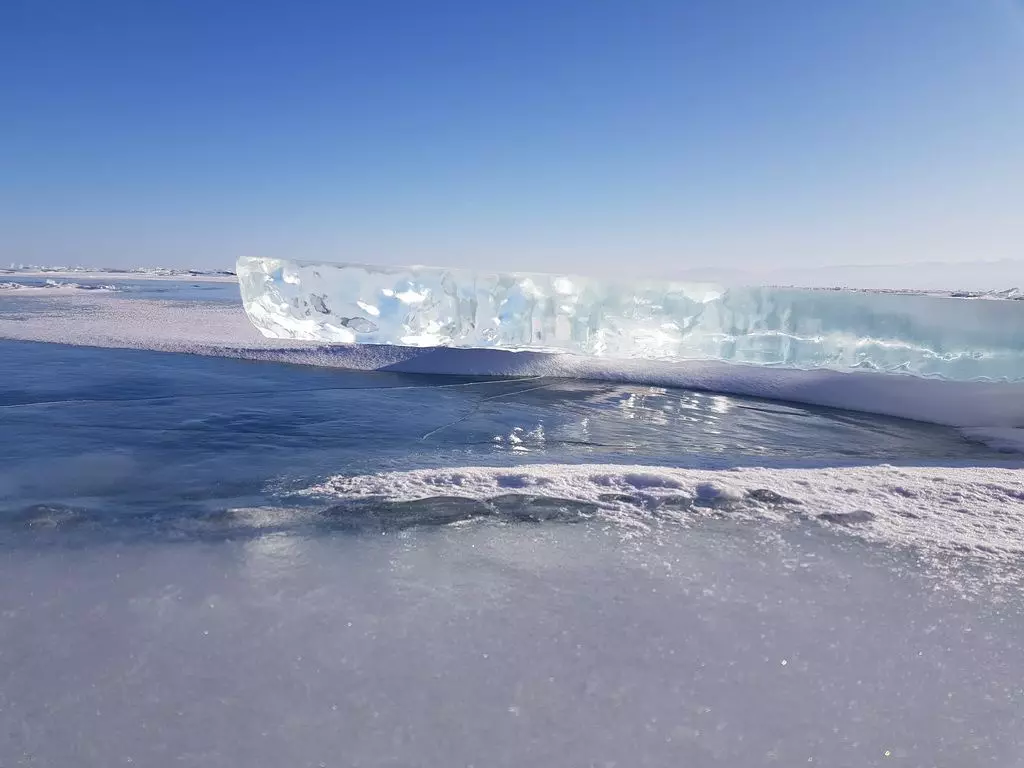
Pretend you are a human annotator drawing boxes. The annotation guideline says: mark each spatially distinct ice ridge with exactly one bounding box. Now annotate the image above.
[238,257,1024,382]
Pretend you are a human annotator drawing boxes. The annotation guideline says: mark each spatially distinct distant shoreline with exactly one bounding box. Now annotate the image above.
[3,268,1019,299]
[1,269,237,283]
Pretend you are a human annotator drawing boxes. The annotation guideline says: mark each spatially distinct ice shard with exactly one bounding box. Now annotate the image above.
[237,256,1024,381]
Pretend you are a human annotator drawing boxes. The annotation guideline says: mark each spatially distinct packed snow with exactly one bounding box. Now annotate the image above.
[0,279,120,294]
[304,463,1024,562]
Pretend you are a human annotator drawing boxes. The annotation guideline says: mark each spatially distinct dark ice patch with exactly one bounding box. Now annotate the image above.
[818,509,877,526]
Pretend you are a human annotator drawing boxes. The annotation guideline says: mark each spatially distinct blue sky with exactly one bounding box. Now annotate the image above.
[1,0,1022,274]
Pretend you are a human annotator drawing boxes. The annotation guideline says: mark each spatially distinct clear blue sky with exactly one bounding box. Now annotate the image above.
[1,0,1022,274]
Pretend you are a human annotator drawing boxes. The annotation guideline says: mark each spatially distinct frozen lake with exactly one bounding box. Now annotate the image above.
[1,280,1022,767]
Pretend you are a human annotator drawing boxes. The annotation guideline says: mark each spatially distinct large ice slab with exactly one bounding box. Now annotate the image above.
[238,257,1024,382]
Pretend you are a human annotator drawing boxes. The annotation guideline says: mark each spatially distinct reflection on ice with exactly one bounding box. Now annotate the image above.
[3,520,1024,767]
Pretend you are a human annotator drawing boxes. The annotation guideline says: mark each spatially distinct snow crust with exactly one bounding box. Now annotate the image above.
[306,463,1024,560]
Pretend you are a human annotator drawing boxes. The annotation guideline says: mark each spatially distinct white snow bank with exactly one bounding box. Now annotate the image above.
[305,462,1024,559]
[0,280,120,295]
[2,267,236,282]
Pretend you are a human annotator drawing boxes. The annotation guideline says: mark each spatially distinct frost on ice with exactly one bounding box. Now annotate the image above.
[237,256,1024,382]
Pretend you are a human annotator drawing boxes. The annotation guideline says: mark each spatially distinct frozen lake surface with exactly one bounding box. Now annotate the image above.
[1,279,1022,767]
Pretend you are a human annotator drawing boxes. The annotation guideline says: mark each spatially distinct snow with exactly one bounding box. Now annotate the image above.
[304,462,1024,561]
[0,279,120,295]
[2,266,236,281]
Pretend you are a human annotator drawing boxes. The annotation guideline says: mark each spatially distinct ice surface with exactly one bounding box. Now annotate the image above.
[5,523,1024,767]
[4,287,1024,766]
[238,257,1024,381]
[4,291,1024,432]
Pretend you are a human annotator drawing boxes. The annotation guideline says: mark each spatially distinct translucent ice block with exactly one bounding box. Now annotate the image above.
[237,257,1024,381]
